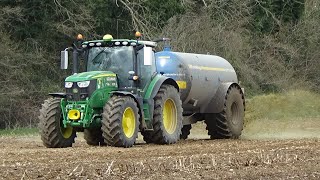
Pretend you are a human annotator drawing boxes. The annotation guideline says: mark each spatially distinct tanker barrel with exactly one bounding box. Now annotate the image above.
[155,51,238,112]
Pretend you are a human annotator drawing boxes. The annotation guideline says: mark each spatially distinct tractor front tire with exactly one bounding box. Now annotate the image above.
[151,84,183,144]
[39,98,76,148]
[101,96,140,148]
[205,85,244,139]
[84,128,105,146]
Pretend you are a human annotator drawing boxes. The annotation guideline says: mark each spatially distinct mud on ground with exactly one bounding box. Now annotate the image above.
[0,121,320,179]
[0,119,320,180]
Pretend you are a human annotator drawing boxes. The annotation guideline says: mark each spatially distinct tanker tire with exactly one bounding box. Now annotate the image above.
[39,98,76,148]
[151,85,183,144]
[205,85,244,139]
[180,125,191,140]
[101,96,139,148]
[84,128,105,146]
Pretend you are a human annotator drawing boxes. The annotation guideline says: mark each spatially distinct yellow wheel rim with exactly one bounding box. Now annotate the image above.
[61,126,73,139]
[163,98,177,134]
[122,107,136,138]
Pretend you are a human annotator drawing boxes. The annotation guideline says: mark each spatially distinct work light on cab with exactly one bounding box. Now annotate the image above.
[77,34,83,41]
[135,31,142,38]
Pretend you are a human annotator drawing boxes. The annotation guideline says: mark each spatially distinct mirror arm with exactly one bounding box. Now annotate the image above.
[135,44,144,52]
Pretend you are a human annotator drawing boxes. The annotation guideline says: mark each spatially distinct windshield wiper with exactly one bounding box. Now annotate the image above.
[91,48,108,64]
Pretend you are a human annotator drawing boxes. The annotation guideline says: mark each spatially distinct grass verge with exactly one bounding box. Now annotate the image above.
[243,90,320,139]
[0,127,38,136]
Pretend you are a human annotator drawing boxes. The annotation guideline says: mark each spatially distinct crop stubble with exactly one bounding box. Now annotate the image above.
[0,135,319,179]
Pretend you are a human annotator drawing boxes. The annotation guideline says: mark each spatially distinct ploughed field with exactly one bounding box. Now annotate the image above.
[1,122,320,179]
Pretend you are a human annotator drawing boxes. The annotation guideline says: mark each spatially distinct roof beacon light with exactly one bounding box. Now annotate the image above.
[103,34,113,41]
[135,31,142,38]
[77,34,83,40]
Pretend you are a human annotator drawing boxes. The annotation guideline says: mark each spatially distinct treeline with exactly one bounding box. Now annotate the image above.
[0,0,319,128]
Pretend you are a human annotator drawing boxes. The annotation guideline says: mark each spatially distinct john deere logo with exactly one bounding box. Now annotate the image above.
[72,88,79,94]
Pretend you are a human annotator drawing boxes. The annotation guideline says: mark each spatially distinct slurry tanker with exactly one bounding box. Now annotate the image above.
[38,33,245,148]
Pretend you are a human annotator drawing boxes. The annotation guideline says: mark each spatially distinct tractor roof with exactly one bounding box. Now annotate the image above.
[82,39,157,48]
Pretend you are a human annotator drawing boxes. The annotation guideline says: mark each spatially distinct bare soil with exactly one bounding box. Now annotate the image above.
[1,122,320,180]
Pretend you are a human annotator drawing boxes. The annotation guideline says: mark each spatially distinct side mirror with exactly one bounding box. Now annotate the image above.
[61,49,68,69]
[143,46,153,66]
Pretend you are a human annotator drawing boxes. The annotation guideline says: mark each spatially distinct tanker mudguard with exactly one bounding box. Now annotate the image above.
[202,82,243,113]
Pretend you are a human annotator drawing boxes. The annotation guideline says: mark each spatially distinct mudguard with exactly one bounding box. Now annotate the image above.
[202,82,244,113]
[150,77,179,99]
[143,75,179,129]
[110,91,146,128]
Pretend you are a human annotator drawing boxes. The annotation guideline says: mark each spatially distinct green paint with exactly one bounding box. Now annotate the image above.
[65,71,116,82]
[61,100,98,128]
[143,74,163,99]
[61,72,118,128]
[61,56,164,131]
[142,103,152,129]
[89,86,117,108]
[142,75,168,129]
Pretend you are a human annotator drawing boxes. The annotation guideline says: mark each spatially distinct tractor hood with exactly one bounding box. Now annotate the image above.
[65,71,116,82]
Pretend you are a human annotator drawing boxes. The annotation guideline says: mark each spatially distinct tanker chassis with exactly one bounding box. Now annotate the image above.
[38,33,245,148]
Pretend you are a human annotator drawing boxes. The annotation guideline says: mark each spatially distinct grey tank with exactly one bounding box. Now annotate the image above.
[155,49,238,114]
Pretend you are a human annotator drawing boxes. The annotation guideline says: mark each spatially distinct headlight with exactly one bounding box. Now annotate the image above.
[65,82,73,88]
[77,81,90,88]
[106,77,116,81]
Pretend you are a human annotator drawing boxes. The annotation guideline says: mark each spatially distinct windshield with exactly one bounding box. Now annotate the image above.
[87,46,134,87]
[87,46,133,71]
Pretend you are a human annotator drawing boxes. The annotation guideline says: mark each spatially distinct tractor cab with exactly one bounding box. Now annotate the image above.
[61,34,157,93]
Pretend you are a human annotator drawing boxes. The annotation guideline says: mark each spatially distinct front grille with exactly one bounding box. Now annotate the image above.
[66,80,96,101]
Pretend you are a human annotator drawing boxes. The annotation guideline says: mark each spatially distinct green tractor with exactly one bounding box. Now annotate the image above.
[38,34,183,148]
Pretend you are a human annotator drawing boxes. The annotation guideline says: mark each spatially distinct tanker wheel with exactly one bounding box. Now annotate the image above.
[101,96,139,148]
[84,128,105,146]
[39,98,76,148]
[180,125,192,140]
[151,84,183,144]
[205,85,244,139]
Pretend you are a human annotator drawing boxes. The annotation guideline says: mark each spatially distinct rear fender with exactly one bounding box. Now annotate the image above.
[143,75,179,129]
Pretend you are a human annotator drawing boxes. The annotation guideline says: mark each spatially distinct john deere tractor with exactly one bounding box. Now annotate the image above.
[38,34,183,148]
[39,33,245,148]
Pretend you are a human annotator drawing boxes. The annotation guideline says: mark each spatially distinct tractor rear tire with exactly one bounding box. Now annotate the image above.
[180,125,192,140]
[151,84,183,144]
[84,128,105,146]
[205,85,244,139]
[101,96,140,148]
[39,98,76,148]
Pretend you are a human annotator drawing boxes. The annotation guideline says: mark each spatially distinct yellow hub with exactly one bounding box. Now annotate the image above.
[122,107,136,138]
[163,98,177,134]
[61,126,73,139]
